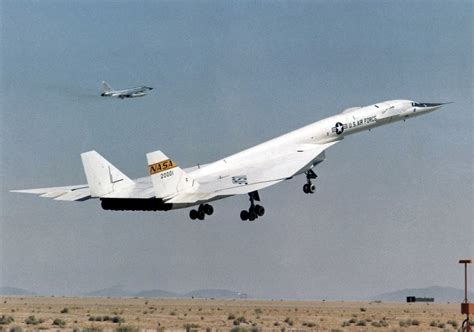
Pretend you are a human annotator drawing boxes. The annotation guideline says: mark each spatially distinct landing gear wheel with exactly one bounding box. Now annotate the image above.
[189,209,198,220]
[203,204,214,215]
[197,210,205,220]
[240,191,265,221]
[303,183,310,193]
[248,211,257,221]
[303,170,318,194]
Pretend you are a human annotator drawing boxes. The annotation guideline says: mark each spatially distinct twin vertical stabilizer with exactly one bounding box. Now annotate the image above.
[146,151,196,199]
[81,151,134,197]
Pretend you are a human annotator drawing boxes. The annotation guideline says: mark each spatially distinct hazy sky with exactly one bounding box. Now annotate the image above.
[1,0,472,299]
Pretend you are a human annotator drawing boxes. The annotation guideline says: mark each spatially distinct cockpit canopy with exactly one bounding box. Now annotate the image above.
[411,102,444,108]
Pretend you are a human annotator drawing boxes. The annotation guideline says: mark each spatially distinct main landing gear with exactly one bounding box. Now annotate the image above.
[240,191,265,221]
[303,169,317,194]
[189,204,214,221]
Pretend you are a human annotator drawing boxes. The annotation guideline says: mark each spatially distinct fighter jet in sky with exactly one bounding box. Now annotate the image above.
[12,100,448,221]
[100,81,153,99]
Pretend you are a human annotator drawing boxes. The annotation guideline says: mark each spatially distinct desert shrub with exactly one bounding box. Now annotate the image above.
[430,320,438,327]
[380,320,389,327]
[447,320,458,328]
[331,330,342,332]
[233,317,248,326]
[228,314,236,320]
[52,319,66,328]
[230,327,260,332]
[184,323,200,332]
[0,315,14,325]
[341,321,350,327]
[60,308,69,314]
[254,308,263,315]
[116,327,138,332]
[360,307,366,312]
[356,320,366,326]
[236,316,247,324]
[230,328,245,332]
[348,318,357,324]
[273,322,280,326]
[9,327,23,332]
[111,316,125,324]
[169,311,176,316]
[399,319,418,327]
[437,322,445,328]
[88,315,124,323]
[83,328,103,332]
[371,321,381,327]
[303,321,316,327]
[24,315,44,325]
[283,317,293,326]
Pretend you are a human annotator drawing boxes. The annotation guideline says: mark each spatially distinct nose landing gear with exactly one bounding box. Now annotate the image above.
[240,191,265,221]
[303,170,317,194]
[189,204,214,221]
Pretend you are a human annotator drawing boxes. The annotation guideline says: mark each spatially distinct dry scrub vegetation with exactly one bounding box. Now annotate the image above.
[0,296,467,331]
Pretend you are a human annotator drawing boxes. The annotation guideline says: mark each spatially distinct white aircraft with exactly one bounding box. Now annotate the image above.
[100,81,153,99]
[12,100,447,221]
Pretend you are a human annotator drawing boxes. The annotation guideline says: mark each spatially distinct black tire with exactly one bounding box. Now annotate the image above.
[204,204,214,215]
[189,209,198,220]
[240,210,249,221]
[197,210,205,220]
[303,183,310,193]
[248,211,257,221]
[255,205,265,217]
[309,183,316,194]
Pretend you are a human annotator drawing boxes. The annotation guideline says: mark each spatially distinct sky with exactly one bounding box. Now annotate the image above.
[0,0,472,300]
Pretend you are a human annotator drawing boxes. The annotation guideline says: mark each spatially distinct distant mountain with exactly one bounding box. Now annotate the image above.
[372,286,474,303]
[1,285,250,299]
[0,287,36,296]
[134,289,180,298]
[184,289,249,299]
[83,285,134,297]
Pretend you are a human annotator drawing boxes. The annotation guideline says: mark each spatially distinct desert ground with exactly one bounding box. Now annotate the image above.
[0,296,467,331]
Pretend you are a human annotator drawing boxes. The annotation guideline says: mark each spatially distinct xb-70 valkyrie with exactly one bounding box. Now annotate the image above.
[12,100,448,221]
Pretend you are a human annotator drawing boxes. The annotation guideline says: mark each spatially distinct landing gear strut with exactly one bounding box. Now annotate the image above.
[240,191,265,221]
[303,169,317,194]
[189,204,214,221]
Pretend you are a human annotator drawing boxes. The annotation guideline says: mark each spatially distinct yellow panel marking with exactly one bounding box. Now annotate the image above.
[148,159,177,175]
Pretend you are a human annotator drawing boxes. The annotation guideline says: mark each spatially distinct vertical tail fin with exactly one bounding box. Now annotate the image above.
[102,81,113,92]
[146,151,196,199]
[81,151,134,197]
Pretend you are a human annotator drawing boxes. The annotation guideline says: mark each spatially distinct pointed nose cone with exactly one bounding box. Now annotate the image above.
[429,102,449,111]
[418,102,452,112]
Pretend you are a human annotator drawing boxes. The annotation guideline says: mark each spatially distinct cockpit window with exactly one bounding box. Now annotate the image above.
[411,102,443,107]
